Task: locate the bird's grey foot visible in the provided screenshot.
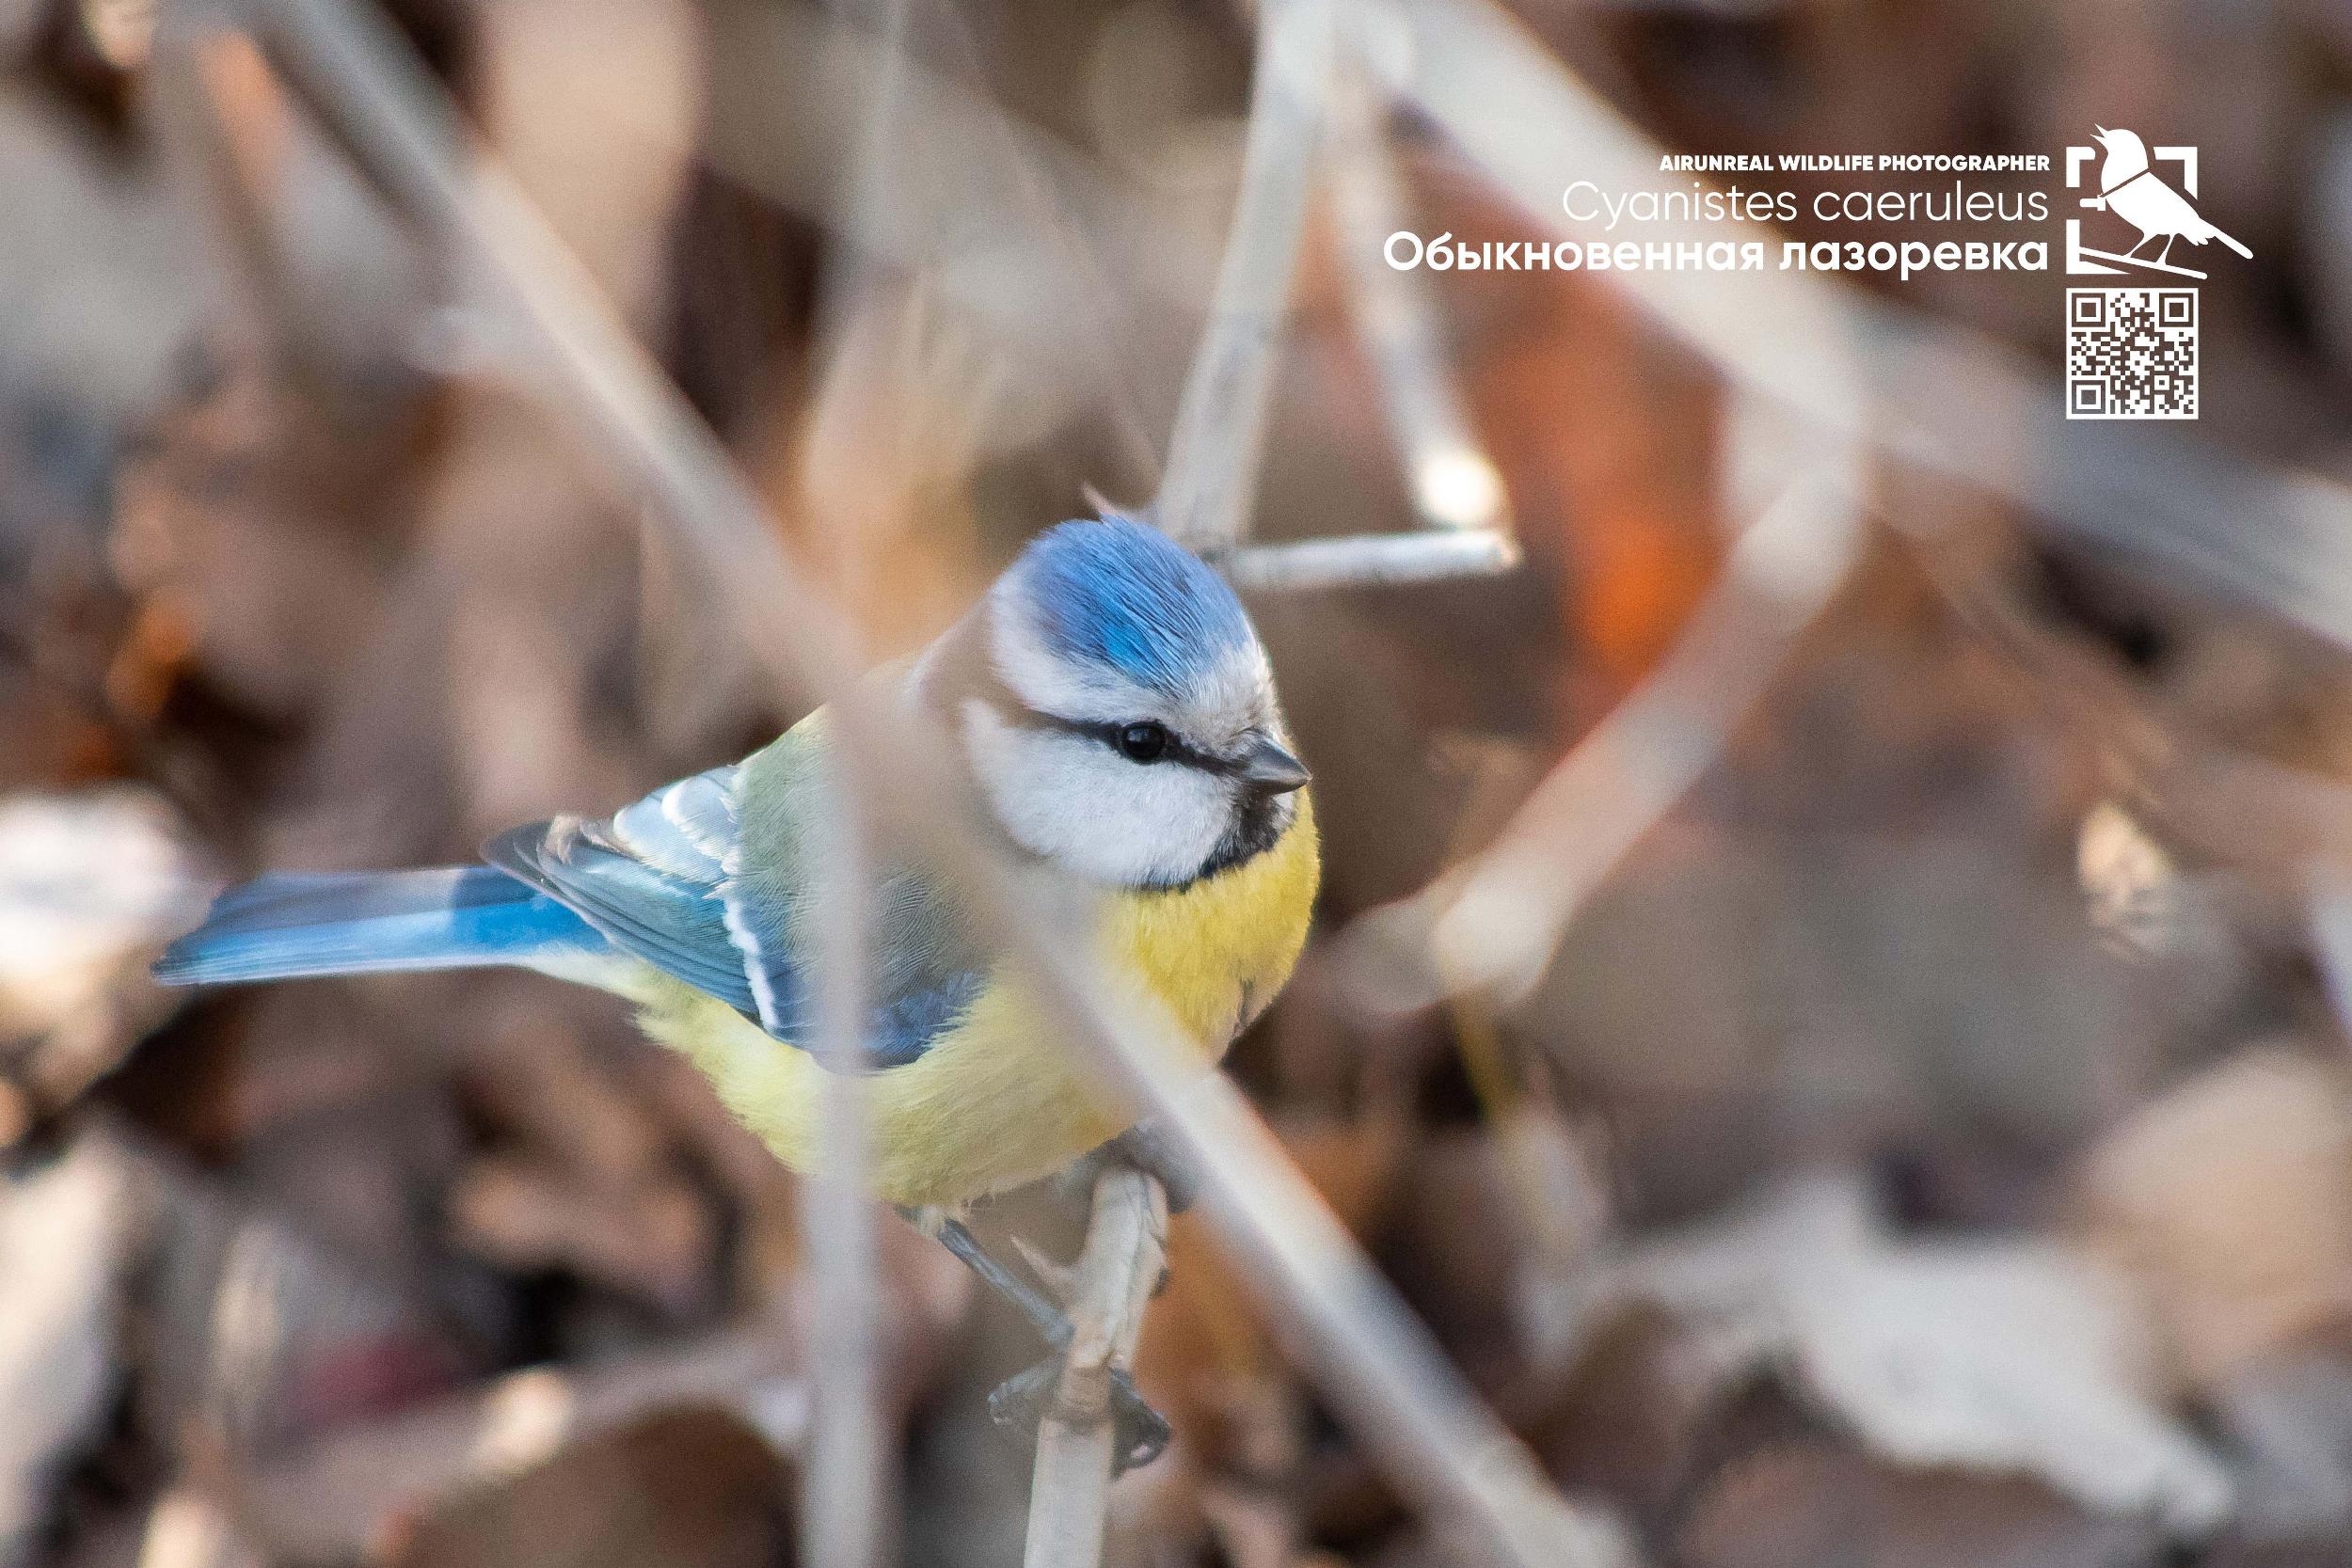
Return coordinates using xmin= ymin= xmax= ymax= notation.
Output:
xmin=987 ymin=1354 xmax=1171 ymax=1475
xmin=898 ymin=1208 xmax=1172 ymax=1473
xmin=904 ymin=1207 xmax=1065 ymax=1337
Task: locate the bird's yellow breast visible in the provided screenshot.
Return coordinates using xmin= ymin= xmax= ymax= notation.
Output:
xmin=633 ymin=795 xmax=1318 ymax=1206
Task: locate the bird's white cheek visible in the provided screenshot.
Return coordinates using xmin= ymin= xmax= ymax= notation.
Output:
xmin=965 ymin=713 xmax=1230 ymax=885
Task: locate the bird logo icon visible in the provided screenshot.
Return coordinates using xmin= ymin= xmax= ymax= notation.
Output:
xmin=2068 ymin=127 xmax=2251 ymax=278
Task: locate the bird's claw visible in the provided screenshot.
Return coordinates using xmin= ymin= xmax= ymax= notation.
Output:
xmin=988 ymin=1358 xmax=1171 ymax=1475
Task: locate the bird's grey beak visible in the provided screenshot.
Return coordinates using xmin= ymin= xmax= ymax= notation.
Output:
xmin=1237 ymin=735 xmax=1311 ymax=794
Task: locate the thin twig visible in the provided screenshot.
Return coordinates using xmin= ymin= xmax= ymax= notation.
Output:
xmin=1225 ymin=526 xmax=1518 ymax=590
xmin=1157 ymin=9 xmax=1523 ymax=586
xmin=1022 ymin=1166 xmax=1167 ymax=1568
xmin=227 ymin=4 xmax=1632 ymax=1560
xmin=1243 ymin=46 xmax=1522 ymax=588
xmin=1154 ymin=0 xmax=1335 ymax=549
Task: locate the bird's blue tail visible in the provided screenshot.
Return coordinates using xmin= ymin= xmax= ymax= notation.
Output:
xmin=153 ymin=867 xmax=608 ymax=986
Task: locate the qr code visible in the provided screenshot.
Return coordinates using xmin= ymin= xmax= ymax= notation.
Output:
xmin=2066 ymin=288 xmax=2197 ymax=420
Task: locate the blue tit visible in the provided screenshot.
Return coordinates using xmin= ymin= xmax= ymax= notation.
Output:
xmin=155 ymin=517 xmax=1320 ymax=1209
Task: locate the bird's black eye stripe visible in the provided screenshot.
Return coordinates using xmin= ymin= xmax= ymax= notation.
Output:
xmin=1062 ymin=718 xmax=1231 ymax=773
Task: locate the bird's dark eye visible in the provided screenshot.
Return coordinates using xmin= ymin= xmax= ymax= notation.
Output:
xmin=1116 ymin=721 xmax=1170 ymax=762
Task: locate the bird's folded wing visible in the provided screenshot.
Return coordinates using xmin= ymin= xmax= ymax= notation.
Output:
xmin=485 ymin=777 xmax=759 ymax=1014
xmin=486 ymin=760 xmax=984 ymax=1069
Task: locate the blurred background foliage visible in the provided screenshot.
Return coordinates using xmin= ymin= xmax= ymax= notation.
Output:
xmin=8 ymin=0 xmax=2352 ymax=1563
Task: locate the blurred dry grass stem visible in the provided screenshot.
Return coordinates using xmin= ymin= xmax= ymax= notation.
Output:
xmin=800 ymin=764 xmax=886 ymax=1568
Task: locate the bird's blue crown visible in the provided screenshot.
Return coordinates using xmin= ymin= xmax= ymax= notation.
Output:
xmin=1013 ymin=517 xmax=1252 ymax=695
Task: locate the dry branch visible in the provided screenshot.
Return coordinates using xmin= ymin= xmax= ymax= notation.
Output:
xmin=1225 ymin=527 xmax=1520 ymax=591
xmin=1160 ymin=8 xmax=1527 ymax=588
xmin=1021 ymin=1166 xmax=1168 ymax=1568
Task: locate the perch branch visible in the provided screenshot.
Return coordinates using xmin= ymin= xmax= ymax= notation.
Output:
xmin=1022 ymin=1166 xmax=1168 ymax=1568
xmin=224 ymin=2 xmax=1633 ymax=1560
xmin=1225 ymin=523 xmax=1519 ymax=591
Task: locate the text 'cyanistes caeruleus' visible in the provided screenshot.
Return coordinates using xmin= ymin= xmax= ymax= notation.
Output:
xmin=155 ymin=516 xmax=1320 ymax=1212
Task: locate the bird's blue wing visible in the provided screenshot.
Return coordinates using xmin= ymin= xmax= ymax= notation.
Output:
xmin=716 ymin=865 xmax=985 ymax=1071
xmin=726 ymin=721 xmax=991 ymax=1069
xmin=489 ymin=752 xmax=984 ymax=1069
xmin=486 ymin=777 xmax=762 ymax=1016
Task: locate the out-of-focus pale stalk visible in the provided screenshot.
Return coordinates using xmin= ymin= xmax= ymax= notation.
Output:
xmin=1154 ymin=0 xmax=1334 ymax=550
xmin=1020 ymin=1166 xmax=1167 ymax=1568
xmin=690 ymin=0 xmax=1200 ymax=469
xmin=222 ymin=1 xmax=1635 ymax=1560
xmin=800 ymin=759 xmax=886 ymax=1568
xmin=790 ymin=2 xmax=904 ymax=1558
xmin=1327 ymin=60 xmax=1513 ymax=542
xmin=1297 ymin=0 xmax=1882 ymax=1009
xmin=2309 ymin=888 xmax=2352 ymax=1049
xmin=1225 ymin=527 xmax=1520 ymax=590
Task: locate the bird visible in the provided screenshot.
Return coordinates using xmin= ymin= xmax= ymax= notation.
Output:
xmin=2082 ymin=126 xmax=2251 ymax=269
xmin=153 ymin=515 xmax=1320 ymax=1465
